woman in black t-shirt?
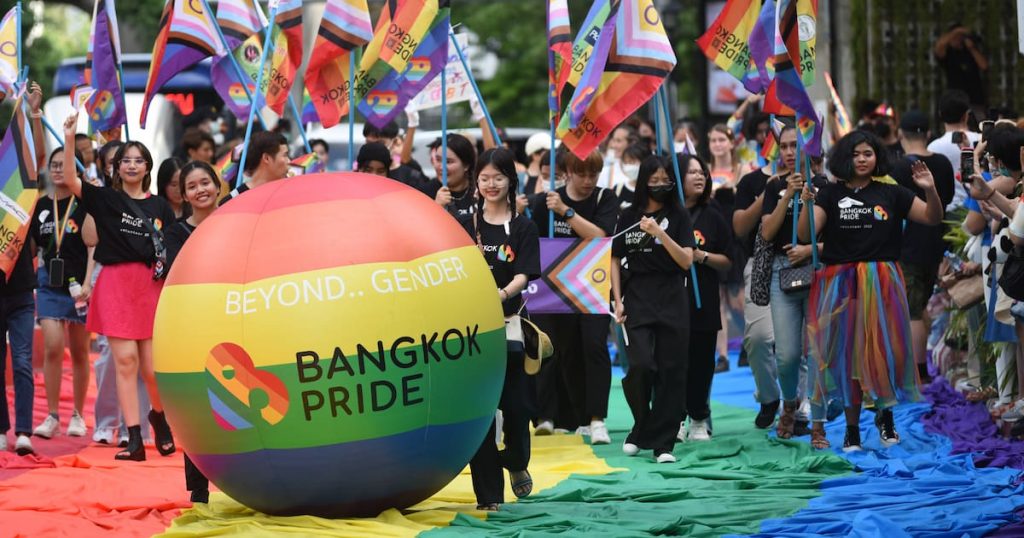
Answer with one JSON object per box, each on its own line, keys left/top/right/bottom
{"left": 799, "top": 130, "right": 943, "bottom": 452}
{"left": 30, "top": 147, "right": 95, "bottom": 441}
{"left": 460, "top": 148, "right": 541, "bottom": 510}
{"left": 63, "top": 113, "right": 177, "bottom": 461}
{"left": 611, "top": 155, "right": 696, "bottom": 463}
{"left": 425, "top": 134, "right": 478, "bottom": 218}
{"left": 676, "top": 154, "right": 732, "bottom": 443}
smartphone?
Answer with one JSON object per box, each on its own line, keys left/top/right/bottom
{"left": 981, "top": 120, "right": 995, "bottom": 140}
{"left": 960, "top": 149, "right": 975, "bottom": 182}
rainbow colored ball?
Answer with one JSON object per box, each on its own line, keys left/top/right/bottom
{"left": 153, "top": 173, "right": 506, "bottom": 517}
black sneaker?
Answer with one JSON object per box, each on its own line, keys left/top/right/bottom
{"left": 793, "top": 419, "right": 812, "bottom": 437}
{"left": 843, "top": 427, "right": 862, "bottom": 453}
{"left": 875, "top": 409, "right": 900, "bottom": 447}
{"left": 714, "top": 355, "right": 730, "bottom": 373}
{"left": 738, "top": 348, "right": 749, "bottom": 367}
{"left": 754, "top": 400, "right": 780, "bottom": 429}
{"left": 190, "top": 489, "right": 210, "bottom": 504}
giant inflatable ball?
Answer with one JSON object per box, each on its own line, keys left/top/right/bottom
{"left": 153, "top": 173, "right": 506, "bottom": 517}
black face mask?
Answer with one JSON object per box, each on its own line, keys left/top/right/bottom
{"left": 648, "top": 184, "right": 675, "bottom": 203}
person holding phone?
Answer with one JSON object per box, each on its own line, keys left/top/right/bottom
{"left": 928, "top": 90, "right": 980, "bottom": 209}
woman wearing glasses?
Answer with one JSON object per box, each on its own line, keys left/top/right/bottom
{"left": 63, "top": 113, "right": 177, "bottom": 461}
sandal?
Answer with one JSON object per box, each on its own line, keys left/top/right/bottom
{"left": 811, "top": 425, "right": 830, "bottom": 449}
{"left": 149, "top": 409, "right": 176, "bottom": 456}
{"left": 115, "top": 425, "right": 146, "bottom": 461}
{"left": 509, "top": 469, "right": 533, "bottom": 498}
{"left": 476, "top": 503, "right": 500, "bottom": 511}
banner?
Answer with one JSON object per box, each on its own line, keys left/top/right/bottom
{"left": 406, "top": 33, "right": 470, "bottom": 111}
{"left": 520, "top": 238, "right": 611, "bottom": 315}
{"left": 0, "top": 96, "right": 39, "bottom": 275}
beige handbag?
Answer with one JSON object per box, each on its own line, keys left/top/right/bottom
{"left": 948, "top": 274, "right": 984, "bottom": 309}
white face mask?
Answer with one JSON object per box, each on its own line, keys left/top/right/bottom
{"left": 621, "top": 163, "right": 640, "bottom": 181}
{"left": 674, "top": 141, "right": 687, "bottom": 154}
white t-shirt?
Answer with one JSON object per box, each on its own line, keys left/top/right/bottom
{"left": 928, "top": 130, "right": 981, "bottom": 211}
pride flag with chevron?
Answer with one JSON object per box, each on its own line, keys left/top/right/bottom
{"left": 0, "top": 94, "right": 39, "bottom": 275}
{"left": 559, "top": 0, "right": 677, "bottom": 159}
{"left": 84, "top": 0, "right": 125, "bottom": 133}
{"left": 209, "top": 0, "right": 266, "bottom": 119}
{"left": 264, "top": 0, "right": 303, "bottom": 115}
{"left": 142, "top": 0, "right": 224, "bottom": 128}
{"left": 565, "top": 0, "right": 612, "bottom": 90}
{"left": 304, "top": 0, "right": 374, "bottom": 128}
{"left": 547, "top": 0, "right": 573, "bottom": 120}
{"left": 696, "top": 0, "right": 764, "bottom": 94}
{"left": 747, "top": 0, "right": 777, "bottom": 93}
{"left": 522, "top": 238, "right": 611, "bottom": 315}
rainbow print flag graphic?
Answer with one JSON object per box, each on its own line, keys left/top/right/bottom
{"left": 216, "top": 143, "right": 243, "bottom": 187}
{"left": 264, "top": 0, "right": 303, "bottom": 115}
{"left": 357, "top": 7, "right": 449, "bottom": 129}
{"left": 0, "top": 7, "right": 18, "bottom": 100}
{"left": 142, "top": 0, "right": 224, "bottom": 128}
{"left": 825, "top": 71, "right": 851, "bottom": 138}
{"left": 301, "top": 88, "right": 319, "bottom": 124}
{"left": 288, "top": 152, "right": 325, "bottom": 176}
{"left": 303, "top": 0, "right": 373, "bottom": 128}
{"left": 0, "top": 96, "right": 39, "bottom": 275}
{"left": 566, "top": 0, "right": 612, "bottom": 90}
{"left": 521, "top": 238, "right": 611, "bottom": 315}
{"left": 773, "top": 55, "right": 822, "bottom": 155}
{"left": 210, "top": 0, "right": 266, "bottom": 119}
{"left": 696, "top": 0, "right": 764, "bottom": 94}
{"left": 547, "top": 0, "right": 573, "bottom": 120}
{"left": 559, "top": 0, "right": 677, "bottom": 159}
{"left": 84, "top": 0, "right": 125, "bottom": 132}
{"left": 210, "top": 33, "right": 266, "bottom": 120}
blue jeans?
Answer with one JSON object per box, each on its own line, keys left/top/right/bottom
{"left": 769, "top": 255, "right": 823, "bottom": 421}
{"left": 0, "top": 291, "right": 36, "bottom": 434}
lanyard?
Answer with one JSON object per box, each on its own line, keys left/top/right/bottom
{"left": 51, "top": 195, "right": 76, "bottom": 255}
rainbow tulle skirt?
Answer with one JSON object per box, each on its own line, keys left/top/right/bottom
{"left": 808, "top": 261, "right": 921, "bottom": 409}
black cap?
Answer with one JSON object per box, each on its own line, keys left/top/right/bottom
{"left": 900, "top": 110, "right": 930, "bottom": 134}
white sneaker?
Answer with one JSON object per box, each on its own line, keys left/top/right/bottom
{"left": 92, "top": 428, "right": 115, "bottom": 445}
{"left": 0, "top": 435, "right": 7, "bottom": 451}
{"left": 33, "top": 415, "right": 60, "bottom": 439}
{"left": 677, "top": 422, "right": 687, "bottom": 442}
{"left": 655, "top": 451, "right": 676, "bottom": 463}
{"left": 589, "top": 420, "right": 610, "bottom": 445}
{"left": 535, "top": 420, "right": 554, "bottom": 436}
{"left": 622, "top": 441, "right": 639, "bottom": 456}
{"left": 687, "top": 419, "right": 711, "bottom": 442}
{"left": 574, "top": 425, "right": 591, "bottom": 436}
{"left": 67, "top": 413, "right": 87, "bottom": 437}
{"left": 15, "top": 434, "right": 34, "bottom": 456}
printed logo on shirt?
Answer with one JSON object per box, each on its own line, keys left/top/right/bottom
{"left": 496, "top": 244, "right": 515, "bottom": 263}
{"left": 837, "top": 196, "right": 864, "bottom": 209}
{"left": 65, "top": 219, "right": 79, "bottom": 234}
{"left": 872, "top": 205, "right": 889, "bottom": 221}
{"left": 693, "top": 230, "right": 706, "bottom": 246}
{"left": 153, "top": 218, "right": 163, "bottom": 231}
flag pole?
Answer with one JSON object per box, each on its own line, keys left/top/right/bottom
{"left": 440, "top": 60, "right": 448, "bottom": 188}
{"left": 237, "top": 1, "right": 279, "bottom": 189}
{"left": 348, "top": 52, "right": 356, "bottom": 170}
{"left": 652, "top": 89, "right": 663, "bottom": 157}
{"left": 200, "top": 0, "right": 267, "bottom": 132}
{"left": 39, "top": 117, "right": 87, "bottom": 174}
{"left": 448, "top": 30, "right": 501, "bottom": 146}
{"left": 15, "top": 2, "right": 22, "bottom": 81}
{"left": 251, "top": 1, "right": 310, "bottom": 153}
{"left": 287, "top": 95, "right": 312, "bottom": 153}
{"left": 547, "top": 116, "right": 555, "bottom": 238}
{"left": 792, "top": 132, "right": 801, "bottom": 246}
{"left": 658, "top": 81, "right": 701, "bottom": 309}
{"left": 806, "top": 153, "right": 819, "bottom": 267}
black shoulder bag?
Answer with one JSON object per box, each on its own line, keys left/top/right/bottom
{"left": 121, "top": 195, "right": 169, "bottom": 280}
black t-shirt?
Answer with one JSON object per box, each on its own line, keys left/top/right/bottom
{"left": 760, "top": 174, "right": 829, "bottom": 254}
{"left": 219, "top": 183, "right": 250, "bottom": 206}
{"left": 891, "top": 153, "right": 956, "bottom": 266}
{"left": 612, "top": 204, "right": 696, "bottom": 327}
{"left": 31, "top": 195, "right": 89, "bottom": 290}
{"left": 80, "top": 181, "right": 176, "bottom": 266}
{"left": 421, "top": 180, "right": 477, "bottom": 219}
{"left": 388, "top": 164, "right": 430, "bottom": 192}
{"left": 939, "top": 46, "right": 986, "bottom": 105}
{"left": 163, "top": 218, "right": 196, "bottom": 271}
{"left": 0, "top": 241, "right": 36, "bottom": 296}
{"left": 734, "top": 169, "right": 772, "bottom": 257}
{"left": 460, "top": 213, "right": 541, "bottom": 316}
{"left": 816, "top": 181, "right": 917, "bottom": 265}
{"left": 688, "top": 203, "right": 732, "bottom": 332}
{"left": 614, "top": 183, "right": 635, "bottom": 211}
{"left": 530, "top": 186, "right": 619, "bottom": 238}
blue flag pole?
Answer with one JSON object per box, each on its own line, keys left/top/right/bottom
{"left": 441, "top": 61, "right": 448, "bottom": 188}
{"left": 287, "top": 96, "right": 312, "bottom": 153}
{"left": 348, "top": 52, "right": 357, "bottom": 171}
{"left": 200, "top": 0, "right": 267, "bottom": 132}
{"left": 792, "top": 135, "right": 802, "bottom": 247}
{"left": 15, "top": 2, "right": 22, "bottom": 81}
{"left": 658, "top": 82, "right": 701, "bottom": 309}
{"left": 652, "top": 89, "right": 663, "bottom": 157}
{"left": 39, "top": 117, "right": 87, "bottom": 174}
{"left": 237, "top": 2, "right": 279, "bottom": 188}
{"left": 448, "top": 30, "right": 501, "bottom": 146}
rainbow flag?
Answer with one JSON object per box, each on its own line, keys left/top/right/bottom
{"left": 824, "top": 71, "right": 851, "bottom": 138}
{"left": 778, "top": 0, "right": 816, "bottom": 87}
{"left": 216, "top": 0, "right": 266, "bottom": 47}
{"left": 215, "top": 142, "right": 243, "bottom": 187}
{"left": 547, "top": 0, "right": 573, "bottom": 119}
{"left": 564, "top": 4, "right": 616, "bottom": 130}
{"left": 288, "top": 152, "right": 325, "bottom": 176}
{"left": 762, "top": 78, "right": 794, "bottom": 116}
{"left": 759, "top": 116, "right": 786, "bottom": 161}
{"left": 0, "top": 7, "right": 19, "bottom": 100}
{"left": 302, "top": 0, "right": 373, "bottom": 129}
{"left": 71, "top": 85, "right": 96, "bottom": 111}
{"left": 773, "top": 54, "right": 821, "bottom": 156}
{"left": 0, "top": 95, "right": 39, "bottom": 275}
{"left": 559, "top": 0, "right": 677, "bottom": 159}
{"left": 696, "top": 0, "right": 764, "bottom": 94}
{"left": 84, "top": 0, "right": 126, "bottom": 132}
{"left": 357, "top": 6, "right": 450, "bottom": 129}
{"left": 301, "top": 88, "right": 319, "bottom": 124}
{"left": 566, "top": 0, "right": 612, "bottom": 90}
{"left": 264, "top": 0, "right": 303, "bottom": 115}
{"left": 747, "top": 0, "right": 777, "bottom": 92}
{"left": 209, "top": 0, "right": 266, "bottom": 119}
{"left": 522, "top": 238, "right": 612, "bottom": 315}
{"left": 142, "top": 0, "right": 224, "bottom": 128}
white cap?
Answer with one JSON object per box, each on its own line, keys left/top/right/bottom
{"left": 525, "top": 133, "right": 555, "bottom": 157}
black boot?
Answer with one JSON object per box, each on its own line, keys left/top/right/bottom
{"left": 149, "top": 409, "right": 177, "bottom": 456}
{"left": 115, "top": 425, "right": 146, "bottom": 461}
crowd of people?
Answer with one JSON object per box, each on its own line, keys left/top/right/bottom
{"left": 2, "top": 78, "right": 1024, "bottom": 512}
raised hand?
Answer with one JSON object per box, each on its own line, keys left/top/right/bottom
{"left": 911, "top": 160, "right": 935, "bottom": 191}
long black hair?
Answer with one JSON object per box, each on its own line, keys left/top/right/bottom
{"left": 633, "top": 155, "right": 683, "bottom": 213}
{"left": 474, "top": 147, "right": 520, "bottom": 216}
{"left": 177, "top": 160, "right": 223, "bottom": 200}
{"left": 827, "top": 130, "right": 891, "bottom": 181}
{"left": 676, "top": 153, "right": 712, "bottom": 206}
{"left": 157, "top": 157, "right": 184, "bottom": 200}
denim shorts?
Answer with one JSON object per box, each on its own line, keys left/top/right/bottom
{"left": 36, "top": 265, "right": 86, "bottom": 324}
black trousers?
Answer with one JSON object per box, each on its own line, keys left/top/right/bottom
{"left": 533, "top": 313, "right": 612, "bottom": 429}
{"left": 685, "top": 329, "right": 718, "bottom": 422}
{"left": 184, "top": 453, "right": 209, "bottom": 493}
{"left": 469, "top": 347, "right": 535, "bottom": 505}
{"left": 622, "top": 322, "right": 689, "bottom": 453}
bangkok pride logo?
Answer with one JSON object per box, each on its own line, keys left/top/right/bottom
{"left": 206, "top": 342, "right": 290, "bottom": 430}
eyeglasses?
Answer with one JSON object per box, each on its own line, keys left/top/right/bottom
{"left": 120, "top": 158, "right": 147, "bottom": 167}
{"left": 478, "top": 175, "right": 508, "bottom": 185}
{"left": 48, "top": 163, "right": 64, "bottom": 171}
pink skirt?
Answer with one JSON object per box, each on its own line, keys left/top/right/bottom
{"left": 87, "top": 262, "right": 164, "bottom": 340}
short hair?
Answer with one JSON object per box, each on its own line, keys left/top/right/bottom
{"left": 363, "top": 121, "right": 400, "bottom": 140}
{"left": 827, "top": 130, "right": 891, "bottom": 181}
{"left": 622, "top": 143, "right": 650, "bottom": 164}
{"left": 310, "top": 138, "right": 329, "bottom": 153}
{"left": 357, "top": 142, "right": 391, "bottom": 169}
{"left": 676, "top": 153, "right": 712, "bottom": 206}
{"left": 473, "top": 147, "right": 520, "bottom": 214}
{"left": 157, "top": 157, "right": 185, "bottom": 200}
{"left": 633, "top": 155, "right": 682, "bottom": 213}
{"left": 244, "top": 131, "right": 288, "bottom": 173}
{"left": 938, "top": 90, "right": 971, "bottom": 124}
{"left": 182, "top": 128, "right": 215, "bottom": 154}
{"left": 564, "top": 149, "right": 604, "bottom": 176}
{"left": 987, "top": 125, "right": 1024, "bottom": 172}
{"left": 96, "top": 141, "right": 124, "bottom": 184}
{"left": 46, "top": 146, "right": 86, "bottom": 184}
{"left": 111, "top": 141, "right": 155, "bottom": 192}
{"left": 177, "top": 160, "right": 222, "bottom": 200}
